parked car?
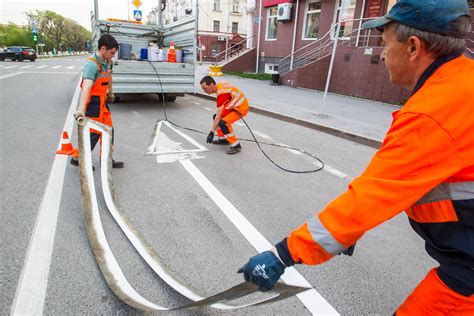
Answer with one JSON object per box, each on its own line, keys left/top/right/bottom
{"left": 0, "top": 46, "right": 37, "bottom": 62}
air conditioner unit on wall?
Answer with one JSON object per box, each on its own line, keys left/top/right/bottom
{"left": 277, "top": 3, "right": 292, "bottom": 21}
{"left": 217, "top": 36, "right": 226, "bottom": 41}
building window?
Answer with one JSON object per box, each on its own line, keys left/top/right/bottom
{"left": 303, "top": 0, "right": 322, "bottom": 39}
{"left": 211, "top": 42, "right": 220, "bottom": 56}
{"left": 336, "top": 0, "right": 356, "bottom": 38}
{"left": 266, "top": 7, "right": 278, "bottom": 40}
{"left": 232, "top": 22, "right": 238, "bottom": 33}
{"left": 264, "top": 63, "right": 279, "bottom": 74}
{"left": 213, "top": 0, "right": 221, "bottom": 11}
{"left": 213, "top": 20, "right": 220, "bottom": 32}
{"left": 232, "top": 0, "right": 240, "bottom": 13}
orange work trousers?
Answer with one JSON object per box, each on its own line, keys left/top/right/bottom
{"left": 216, "top": 106, "right": 248, "bottom": 145}
{"left": 396, "top": 268, "right": 474, "bottom": 315}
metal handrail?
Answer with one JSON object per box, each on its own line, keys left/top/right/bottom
{"left": 213, "top": 34, "right": 256, "bottom": 64}
{"left": 278, "top": 17, "right": 382, "bottom": 75}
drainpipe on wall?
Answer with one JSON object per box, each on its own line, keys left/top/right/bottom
{"left": 355, "top": 0, "right": 366, "bottom": 47}
{"left": 255, "top": 0, "right": 263, "bottom": 73}
{"left": 246, "top": 1, "right": 255, "bottom": 49}
{"left": 290, "top": 0, "right": 300, "bottom": 71}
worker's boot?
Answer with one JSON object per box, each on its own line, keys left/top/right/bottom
{"left": 112, "top": 159, "right": 124, "bottom": 169}
{"left": 70, "top": 157, "right": 95, "bottom": 171}
{"left": 213, "top": 138, "right": 229, "bottom": 145}
{"left": 227, "top": 143, "right": 241, "bottom": 154}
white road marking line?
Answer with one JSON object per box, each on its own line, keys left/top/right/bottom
{"left": 67, "top": 66, "right": 75, "bottom": 69}
{"left": 180, "top": 159, "right": 338, "bottom": 315}
{"left": 36, "top": 65, "right": 47, "bottom": 68}
{"left": 0, "top": 72, "right": 23, "bottom": 80}
{"left": 3, "top": 65, "right": 18, "bottom": 69}
{"left": 273, "top": 142, "right": 302, "bottom": 155}
{"left": 322, "top": 164, "right": 348, "bottom": 178}
{"left": 20, "top": 65, "right": 32, "bottom": 69}
{"left": 253, "top": 131, "right": 272, "bottom": 140}
{"left": 23, "top": 71, "right": 78, "bottom": 75}
{"left": 202, "top": 106, "right": 212, "bottom": 111}
{"left": 52, "top": 65, "right": 61, "bottom": 69}
{"left": 193, "top": 101, "right": 201, "bottom": 105}
{"left": 11, "top": 77, "right": 82, "bottom": 315}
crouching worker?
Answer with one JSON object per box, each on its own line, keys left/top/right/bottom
{"left": 200, "top": 76, "right": 249, "bottom": 154}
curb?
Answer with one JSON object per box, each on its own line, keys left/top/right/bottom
{"left": 190, "top": 92, "right": 382, "bottom": 149}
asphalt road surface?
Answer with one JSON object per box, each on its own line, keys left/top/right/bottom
{"left": 0, "top": 56, "right": 435, "bottom": 315}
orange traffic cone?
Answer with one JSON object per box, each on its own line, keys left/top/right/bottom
{"left": 56, "top": 131, "right": 77, "bottom": 156}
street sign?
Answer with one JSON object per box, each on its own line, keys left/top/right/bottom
{"left": 133, "top": 10, "right": 142, "bottom": 21}
{"left": 38, "top": 43, "right": 45, "bottom": 47}
{"left": 132, "top": 0, "right": 142, "bottom": 8}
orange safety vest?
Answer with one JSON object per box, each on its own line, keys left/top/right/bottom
{"left": 281, "top": 55, "right": 474, "bottom": 294}
{"left": 81, "top": 57, "right": 113, "bottom": 127}
{"left": 216, "top": 82, "right": 249, "bottom": 117}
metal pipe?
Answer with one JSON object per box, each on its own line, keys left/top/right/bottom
{"left": 255, "top": 0, "right": 263, "bottom": 73}
{"left": 157, "top": 0, "right": 163, "bottom": 27}
{"left": 94, "top": 0, "right": 99, "bottom": 21}
{"left": 355, "top": 0, "right": 366, "bottom": 47}
{"left": 321, "top": 21, "right": 341, "bottom": 114}
{"left": 290, "top": 0, "right": 299, "bottom": 72}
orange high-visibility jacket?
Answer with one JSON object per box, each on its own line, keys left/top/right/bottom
{"left": 216, "top": 82, "right": 249, "bottom": 117}
{"left": 276, "top": 55, "right": 474, "bottom": 295}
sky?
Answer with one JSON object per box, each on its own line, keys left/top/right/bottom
{"left": 0, "top": 0, "right": 158, "bottom": 30}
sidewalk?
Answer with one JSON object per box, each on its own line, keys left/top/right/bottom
{"left": 194, "top": 64, "right": 399, "bottom": 148}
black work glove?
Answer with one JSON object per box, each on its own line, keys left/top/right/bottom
{"left": 206, "top": 131, "right": 214, "bottom": 143}
{"left": 237, "top": 250, "right": 286, "bottom": 292}
{"left": 341, "top": 243, "right": 356, "bottom": 256}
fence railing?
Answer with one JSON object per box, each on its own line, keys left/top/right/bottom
{"left": 213, "top": 34, "right": 256, "bottom": 64}
{"left": 278, "top": 18, "right": 383, "bottom": 76}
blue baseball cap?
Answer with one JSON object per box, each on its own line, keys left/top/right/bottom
{"left": 362, "top": 0, "right": 470, "bottom": 38}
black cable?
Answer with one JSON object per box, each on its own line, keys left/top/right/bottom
{"left": 147, "top": 60, "right": 324, "bottom": 174}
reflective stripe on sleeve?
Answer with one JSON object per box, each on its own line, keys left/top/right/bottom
{"left": 415, "top": 181, "right": 474, "bottom": 205}
{"left": 307, "top": 216, "right": 345, "bottom": 255}
{"left": 226, "top": 92, "right": 242, "bottom": 110}
{"left": 449, "top": 181, "right": 474, "bottom": 201}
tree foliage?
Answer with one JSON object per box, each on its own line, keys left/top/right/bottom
{"left": 0, "top": 23, "right": 35, "bottom": 48}
{"left": 25, "top": 10, "right": 91, "bottom": 51}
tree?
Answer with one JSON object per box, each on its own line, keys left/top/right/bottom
{"left": 0, "top": 23, "right": 35, "bottom": 47}
{"left": 25, "top": 10, "right": 91, "bottom": 51}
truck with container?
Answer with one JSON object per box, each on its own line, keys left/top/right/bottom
{"left": 90, "top": 2, "right": 197, "bottom": 102}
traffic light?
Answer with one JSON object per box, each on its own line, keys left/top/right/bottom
{"left": 33, "top": 33, "right": 38, "bottom": 43}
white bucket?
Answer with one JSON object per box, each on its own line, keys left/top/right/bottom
{"left": 147, "top": 46, "right": 159, "bottom": 61}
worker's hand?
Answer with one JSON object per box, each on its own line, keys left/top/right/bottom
{"left": 341, "top": 243, "right": 356, "bottom": 256}
{"left": 107, "top": 92, "right": 115, "bottom": 103}
{"left": 73, "top": 110, "right": 85, "bottom": 121}
{"left": 206, "top": 131, "right": 214, "bottom": 143}
{"left": 237, "top": 250, "right": 286, "bottom": 292}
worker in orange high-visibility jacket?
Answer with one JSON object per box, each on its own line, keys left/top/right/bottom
{"left": 72, "top": 34, "right": 124, "bottom": 169}
{"left": 238, "top": 0, "right": 474, "bottom": 314}
{"left": 200, "top": 76, "right": 249, "bottom": 154}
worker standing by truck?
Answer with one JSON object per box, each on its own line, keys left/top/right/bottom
{"left": 72, "top": 34, "right": 124, "bottom": 169}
